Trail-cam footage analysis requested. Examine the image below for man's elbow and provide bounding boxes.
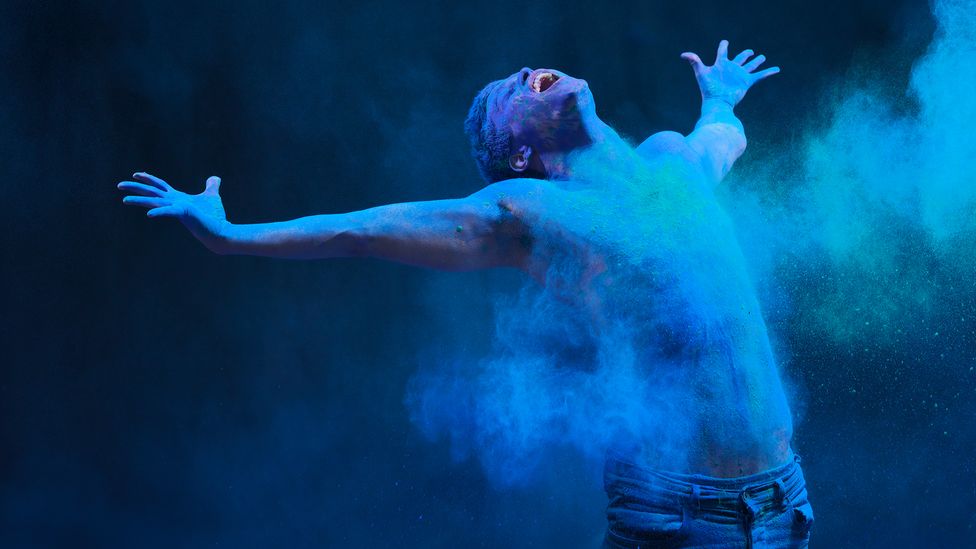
[711,136,746,181]
[711,122,747,155]
[734,129,747,156]
[728,131,747,167]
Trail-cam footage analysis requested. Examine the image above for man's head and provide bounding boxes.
[464,68,596,182]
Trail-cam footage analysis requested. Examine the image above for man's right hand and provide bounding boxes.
[119,172,230,253]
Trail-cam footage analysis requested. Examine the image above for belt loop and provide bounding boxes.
[738,490,758,549]
[691,483,701,517]
[773,478,787,508]
[738,490,758,522]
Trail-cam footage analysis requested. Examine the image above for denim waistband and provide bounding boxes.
[604,452,806,524]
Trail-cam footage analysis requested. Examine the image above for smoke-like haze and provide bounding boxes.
[408,270,697,487]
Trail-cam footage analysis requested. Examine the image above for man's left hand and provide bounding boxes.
[681,40,780,107]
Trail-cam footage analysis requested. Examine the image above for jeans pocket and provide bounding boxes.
[607,507,685,547]
[792,501,815,535]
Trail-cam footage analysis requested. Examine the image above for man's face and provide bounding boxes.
[488,67,595,153]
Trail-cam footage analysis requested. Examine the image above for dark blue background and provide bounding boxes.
[2,1,972,547]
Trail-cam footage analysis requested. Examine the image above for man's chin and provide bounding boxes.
[561,84,594,115]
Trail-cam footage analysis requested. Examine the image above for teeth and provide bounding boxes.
[532,72,554,92]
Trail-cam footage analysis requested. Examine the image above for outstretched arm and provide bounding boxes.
[119,172,534,271]
[638,40,779,185]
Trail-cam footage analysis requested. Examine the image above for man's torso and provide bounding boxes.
[507,152,792,477]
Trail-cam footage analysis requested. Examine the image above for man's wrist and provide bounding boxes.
[208,221,238,255]
[695,96,744,133]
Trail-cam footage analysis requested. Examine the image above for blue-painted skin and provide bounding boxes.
[120,37,791,512]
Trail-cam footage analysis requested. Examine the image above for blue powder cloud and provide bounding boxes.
[726,0,976,345]
[406,0,975,486]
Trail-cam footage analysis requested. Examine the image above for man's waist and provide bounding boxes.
[604,450,805,519]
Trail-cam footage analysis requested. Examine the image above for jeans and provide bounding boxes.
[602,452,814,548]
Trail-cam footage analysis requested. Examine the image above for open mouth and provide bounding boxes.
[531,71,560,93]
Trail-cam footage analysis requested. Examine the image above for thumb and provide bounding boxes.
[204,175,222,195]
[680,52,705,76]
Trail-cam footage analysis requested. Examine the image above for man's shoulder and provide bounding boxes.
[476,177,555,195]
[636,130,702,167]
[467,177,574,223]
[470,177,563,205]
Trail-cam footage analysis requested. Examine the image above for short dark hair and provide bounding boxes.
[464,79,515,183]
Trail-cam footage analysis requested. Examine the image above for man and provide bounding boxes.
[120,40,813,548]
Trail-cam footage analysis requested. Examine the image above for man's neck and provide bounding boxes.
[540,119,631,181]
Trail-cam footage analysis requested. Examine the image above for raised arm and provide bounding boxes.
[638,40,779,186]
[119,172,535,271]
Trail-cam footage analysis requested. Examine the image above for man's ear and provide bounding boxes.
[509,145,533,172]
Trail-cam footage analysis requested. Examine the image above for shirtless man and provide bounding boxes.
[119,40,813,548]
